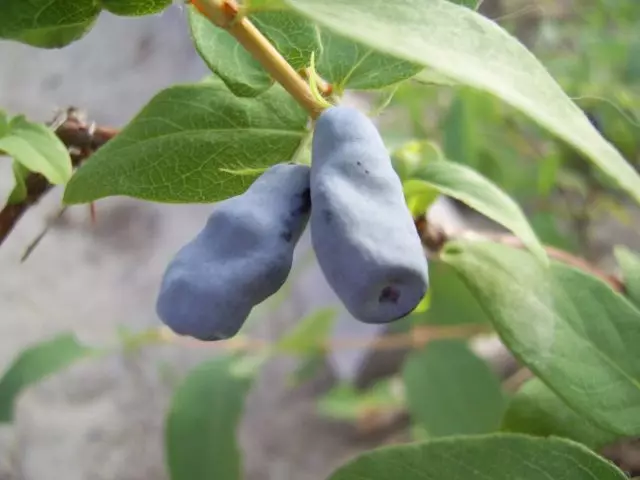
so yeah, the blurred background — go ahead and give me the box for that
[0,0,639,478]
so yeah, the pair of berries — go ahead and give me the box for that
[157,106,429,341]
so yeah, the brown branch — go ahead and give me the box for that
[415,219,624,293]
[0,110,118,247]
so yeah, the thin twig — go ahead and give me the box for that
[464,230,625,293]
[502,367,533,393]
[157,324,490,352]
[0,111,118,246]
[415,220,624,293]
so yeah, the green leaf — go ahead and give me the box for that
[316,29,422,91]
[189,6,272,97]
[442,240,640,436]
[411,261,490,326]
[0,116,72,185]
[246,0,287,11]
[413,160,546,264]
[63,78,308,204]
[0,110,9,136]
[317,380,403,421]
[7,161,30,204]
[252,11,319,70]
[402,339,505,437]
[502,378,618,449]
[166,356,254,480]
[442,90,480,168]
[101,0,171,16]
[0,0,100,48]
[328,434,627,480]
[614,246,640,308]
[285,0,640,204]
[402,180,439,217]
[189,8,318,97]
[0,115,73,185]
[276,308,337,355]
[0,333,92,423]
[413,68,457,86]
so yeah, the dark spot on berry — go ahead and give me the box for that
[357,161,362,166]
[280,230,293,242]
[379,286,400,304]
[295,188,311,215]
[365,170,370,175]
[322,209,332,224]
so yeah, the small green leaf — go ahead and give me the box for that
[413,160,547,264]
[7,161,30,204]
[287,353,326,386]
[189,5,272,97]
[0,116,72,185]
[0,0,100,48]
[328,434,627,480]
[391,139,443,182]
[101,0,171,16]
[317,380,403,421]
[252,11,319,70]
[402,180,439,217]
[0,333,92,423]
[63,78,308,204]
[502,378,618,449]
[0,110,9,136]
[402,340,505,437]
[276,308,337,355]
[614,246,640,308]
[189,8,318,97]
[166,356,254,480]
[285,0,640,204]
[317,29,422,91]
[442,240,640,436]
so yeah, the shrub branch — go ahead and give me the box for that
[0,109,117,247]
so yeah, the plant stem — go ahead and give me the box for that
[192,0,325,119]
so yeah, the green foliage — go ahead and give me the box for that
[63,77,308,204]
[3,0,640,477]
[317,379,403,422]
[502,378,617,450]
[328,434,627,480]
[410,261,490,326]
[316,29,422,92]
[101,0,171,16]
[285,0,640,203]
[276,308,336,355]
[7,161,30,204]
[615,246,640,308]
[0,114,73,185]
[413,160,546,263]
[442,240,640,437]
[188,7,313,97]
[165,356,254,480]
[0,334,93,423]
[0,0,170,48]
[402,340,504,437]
[0,0,100,48]
[190,6,421,96]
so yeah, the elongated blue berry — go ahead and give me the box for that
[310,106,428,324]
[156,164,311,340]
